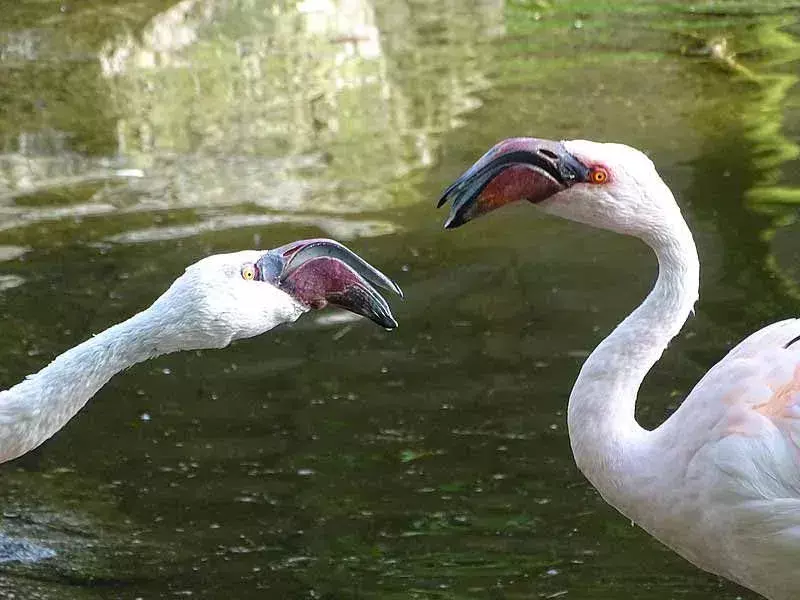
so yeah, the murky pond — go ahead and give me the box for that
[1,0,800,597]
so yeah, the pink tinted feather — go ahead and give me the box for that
[693,319,800,448]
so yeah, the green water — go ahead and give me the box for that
[1,0,800,597]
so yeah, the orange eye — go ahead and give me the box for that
[590,168,609,184]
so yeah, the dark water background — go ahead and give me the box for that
[1,0,800,597]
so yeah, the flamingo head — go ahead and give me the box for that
[438,138,679,238]
[153,239,402,351]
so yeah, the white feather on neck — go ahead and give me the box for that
[0,254,306,463]
[545,141,702,513]
[566,211,699,508]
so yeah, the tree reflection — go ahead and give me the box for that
[1,0,504,246]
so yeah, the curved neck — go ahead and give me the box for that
[0,305,178,463]
[567,212,699,503]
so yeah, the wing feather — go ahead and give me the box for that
[666,319,800,497]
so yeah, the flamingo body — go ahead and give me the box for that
[439,137,800,599]
[639,318,800,598]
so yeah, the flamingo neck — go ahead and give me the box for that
[566,210,699,506]
[0,305,178,463]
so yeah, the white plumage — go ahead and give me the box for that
[440,138,800,599]
[0,251,306,464]
[0,241,400,465]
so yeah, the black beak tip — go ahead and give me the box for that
[439,178,475,229]
[366,307,398,330]
[375,304,399,330]
[443,207,470,229]
[443,217,460,229]
[437,179,461,208]
[385,278,404,299]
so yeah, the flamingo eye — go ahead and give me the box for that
[241,264,257,281]
[589,167,609,185]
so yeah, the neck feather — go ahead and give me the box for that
[567,208,699,506]
[0,305,179,463]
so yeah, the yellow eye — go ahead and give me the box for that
[241,264,256,281]
[590,167,609,184]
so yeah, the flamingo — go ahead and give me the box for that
[0,238,401,465]
[438,137,800,599]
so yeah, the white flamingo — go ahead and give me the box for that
[0,239,400,465]
[439,137,800,600]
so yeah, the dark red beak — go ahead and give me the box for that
[256,239,402,330]
[437,138,589,228]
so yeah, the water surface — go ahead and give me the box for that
[1,0,800,598]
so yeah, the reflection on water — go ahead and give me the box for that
[0,1,799,598]
[680,15,800,340]
[742,20,800,217]
[1,0,502,252]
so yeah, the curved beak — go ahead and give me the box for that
[437,138,589,228]
[256,239,402,330]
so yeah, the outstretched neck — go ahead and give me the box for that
[0,305,180,463]
[567,208,699,504]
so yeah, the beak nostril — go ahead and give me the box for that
[538,148,559,160]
